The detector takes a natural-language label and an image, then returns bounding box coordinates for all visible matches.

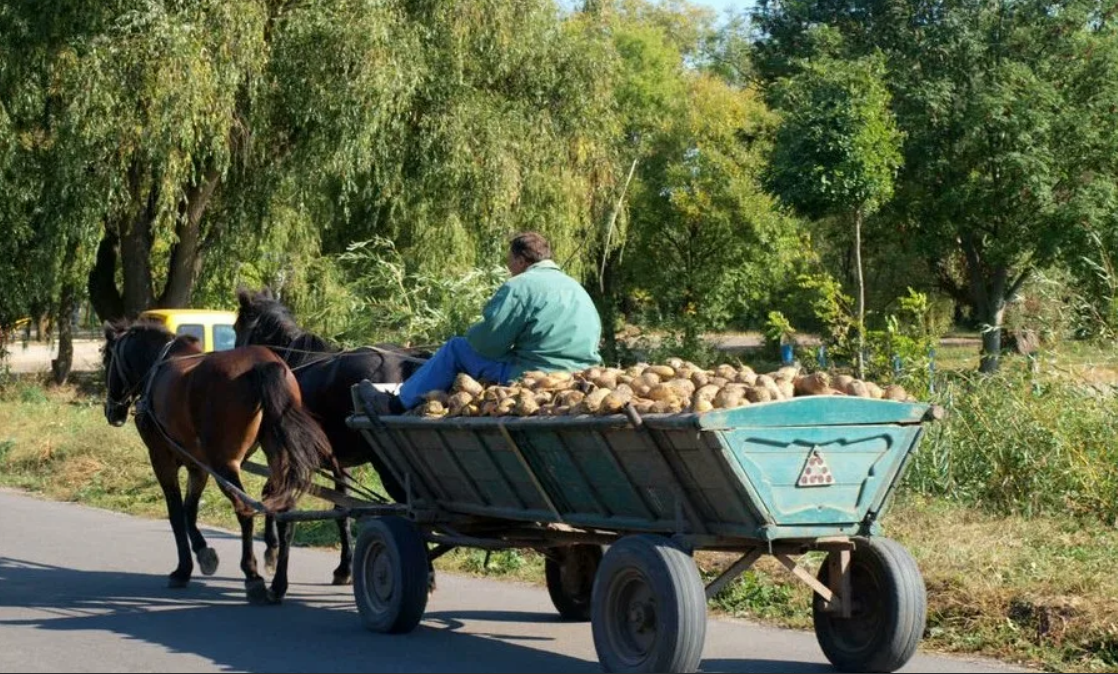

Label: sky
[689,0,752,15]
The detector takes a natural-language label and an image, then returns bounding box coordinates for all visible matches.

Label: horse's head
[234,286,295,348]
[101,319,176,426]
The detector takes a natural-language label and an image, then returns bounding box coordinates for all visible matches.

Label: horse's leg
[151,451,193,588]
[183,466,218,576]
[269,512,296,602]
[214,464,271,605]
[332,466,353,585]
[263,514,279,576]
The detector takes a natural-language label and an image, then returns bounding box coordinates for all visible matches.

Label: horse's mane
[249,297,339,353]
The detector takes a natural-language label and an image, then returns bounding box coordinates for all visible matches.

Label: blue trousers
[398,337,513,408]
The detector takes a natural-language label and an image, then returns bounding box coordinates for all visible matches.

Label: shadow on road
[0,556,596,673]
[0,555,843,673]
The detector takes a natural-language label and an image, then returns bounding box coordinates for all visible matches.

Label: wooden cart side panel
[655,428,767,532]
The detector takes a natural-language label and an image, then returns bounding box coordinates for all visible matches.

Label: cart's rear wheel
[353,516,429,634]
[591,535,706,673]
[813,536,926,673]
[546,544,603,621]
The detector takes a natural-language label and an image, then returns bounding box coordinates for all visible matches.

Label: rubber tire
[591,535,706,673]
[545,544,603,621]
[353,516,429,634]
[813,537,927,673]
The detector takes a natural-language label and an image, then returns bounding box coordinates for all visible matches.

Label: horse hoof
[263,549,278,576]
[246,578,271,605]
[197,548,219,576]
[332,572,353,586]
[168,574,190,589]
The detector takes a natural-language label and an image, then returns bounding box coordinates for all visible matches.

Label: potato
[690,370,710,387]
[582,388,612,413]
[833,374,855,393]
[593,372,619,389]
[865,382,884,399]
[883,384,909,401]
[746,386,773,404]
[795,372,831,396]
[515,394,540,416]
[848,380,870,398]
[692,398,714,414]
[418,400,447,418]
[453,373,484,396]
[648,384,680,402]
[556,389,586,407]
[600,388,634,415]
[695,384,721,401]
[714,364,738,380]
[714,387,745,409]
[646,365,676,379]
[667,378,696,397]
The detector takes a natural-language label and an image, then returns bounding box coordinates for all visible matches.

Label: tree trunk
[960,232,1017,373]
[159,168,221,308]
[120,190,158,317]
[51,281,76,385]
[854,208,866,379]
[87,229,125,323]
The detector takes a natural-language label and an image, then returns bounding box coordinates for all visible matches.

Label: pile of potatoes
[408,358,916,419]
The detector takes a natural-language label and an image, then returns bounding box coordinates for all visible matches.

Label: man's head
[507,231,551,276]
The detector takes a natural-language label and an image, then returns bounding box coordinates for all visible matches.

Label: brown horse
[234,287,429,584]
[101,319,332,604]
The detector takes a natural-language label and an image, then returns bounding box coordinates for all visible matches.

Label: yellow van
[138,309,239,353]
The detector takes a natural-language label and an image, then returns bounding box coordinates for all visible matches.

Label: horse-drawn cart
[326,380,939,673]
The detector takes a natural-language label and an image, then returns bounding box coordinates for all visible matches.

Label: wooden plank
[776,553,833,602]
[498,423,563,522]
[705,548,764,599]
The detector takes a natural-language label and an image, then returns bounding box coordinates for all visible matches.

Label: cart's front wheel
[353,516,429,634]
[591,535,706,673]
[813,537,926,673]
[546,544,603,621]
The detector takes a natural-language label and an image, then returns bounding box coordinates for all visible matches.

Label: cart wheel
[591,535,706,673]
[813,537,926,673]
[353,516,429,634]
[545,544,603,621]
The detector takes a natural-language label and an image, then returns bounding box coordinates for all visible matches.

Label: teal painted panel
[694,397,932,429]
[658,428,765,530]
[718,425,921,527]
[560,430,656,519]
[513,429,604,515]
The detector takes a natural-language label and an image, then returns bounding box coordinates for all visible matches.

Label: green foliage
[767,49,903,220]
[762,310,796,361]
[910,370,1118,524]
[313,238,507,347]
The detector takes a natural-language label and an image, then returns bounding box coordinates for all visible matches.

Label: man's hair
[509,231,552,264]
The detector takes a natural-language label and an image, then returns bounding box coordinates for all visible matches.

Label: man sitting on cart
[369,231,603,415]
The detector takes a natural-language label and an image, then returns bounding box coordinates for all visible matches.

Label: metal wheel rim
[824,560,884,653]
[605,568,659,667]
[360,539,396,614]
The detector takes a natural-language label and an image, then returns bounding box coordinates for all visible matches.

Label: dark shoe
[370,390,406,416]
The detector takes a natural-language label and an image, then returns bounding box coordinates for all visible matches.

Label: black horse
[234,287,429,584]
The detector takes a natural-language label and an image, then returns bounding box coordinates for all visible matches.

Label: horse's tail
[250,361,332,511]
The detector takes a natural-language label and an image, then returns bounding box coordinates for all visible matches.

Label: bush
[907,369,1118,523]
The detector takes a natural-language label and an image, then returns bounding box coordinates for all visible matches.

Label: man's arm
[465,284,524,359]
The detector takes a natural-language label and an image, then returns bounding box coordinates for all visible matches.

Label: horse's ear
[237,286,253,309]
[260,286,275,300]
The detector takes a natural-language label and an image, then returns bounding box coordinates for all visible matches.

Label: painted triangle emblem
[797,447,834,487]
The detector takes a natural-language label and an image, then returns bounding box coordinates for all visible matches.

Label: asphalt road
[0,490,1029,673]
